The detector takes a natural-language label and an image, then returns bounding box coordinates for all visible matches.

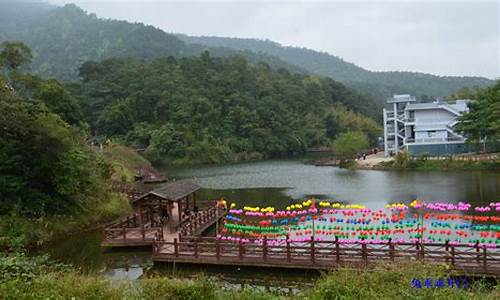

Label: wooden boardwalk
[152,237,500,278]
[101,205,224,247]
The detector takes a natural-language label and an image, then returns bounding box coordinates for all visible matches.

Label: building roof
[387,94,416,103]
[135,181,200,202]
[406,103,440,110]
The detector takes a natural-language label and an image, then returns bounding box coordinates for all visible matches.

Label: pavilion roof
[135,181,200,202]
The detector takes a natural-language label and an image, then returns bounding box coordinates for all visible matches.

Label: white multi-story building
[383,94,470,156]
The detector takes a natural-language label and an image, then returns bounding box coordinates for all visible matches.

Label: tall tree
[456,81,500,145]
[0,41,33,71]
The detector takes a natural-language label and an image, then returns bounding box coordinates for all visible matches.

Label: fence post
[450,245,455,266]
[415,241,420,260]
[142,224,145,240]
[475,241,480,264]
[483,247,487,271]
[335,237,340,265]
[286,238,291,263]
[239,239,243,261]
[420,242,424,262]
[122,226,126,240]
[263,236,268,261]
[216,239,220,261]
[174,238,179,257]
[445,240,450,264]
[362,243,368,267]
[311,239,315,264]
[194,240,198,259]
[389,239,395,262]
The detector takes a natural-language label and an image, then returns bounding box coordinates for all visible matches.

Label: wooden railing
[152,237,500,276]
[179,205,225,236]
[102,209,162,244]
[103,226,163,242]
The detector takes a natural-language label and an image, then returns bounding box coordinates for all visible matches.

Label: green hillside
[0,2,491,104]
[71,53,381,164]
[179,35,494,100]
[0,3,304,82]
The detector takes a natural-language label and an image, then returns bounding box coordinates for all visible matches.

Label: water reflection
[167,160,499,209]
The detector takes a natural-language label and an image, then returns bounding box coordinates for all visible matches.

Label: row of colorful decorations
[219,200,500,248]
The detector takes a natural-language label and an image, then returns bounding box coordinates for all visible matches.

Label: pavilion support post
[177,200,182,225]
[168,201,173,231]
[193,193,197,211]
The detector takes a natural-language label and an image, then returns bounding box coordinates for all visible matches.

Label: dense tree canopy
[456,81,500,143]
[72,53,381,164]
[0,41,33,71]
[0,2,491,105]
[179,35,494,100]
[331,131,369,157]
[0,43,110,217]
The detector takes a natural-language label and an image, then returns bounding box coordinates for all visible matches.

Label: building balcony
[404,137,465,144]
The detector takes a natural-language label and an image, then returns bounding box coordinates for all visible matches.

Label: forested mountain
[178,35,494,100]
[0,2,303,81]
[71,53,381,164]
[0,2,492,104]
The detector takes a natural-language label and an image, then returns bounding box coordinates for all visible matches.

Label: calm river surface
[43,158,499,290]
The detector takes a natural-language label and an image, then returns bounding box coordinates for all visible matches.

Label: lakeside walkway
[152,237,500,278]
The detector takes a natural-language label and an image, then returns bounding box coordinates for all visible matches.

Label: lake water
[43,158,499,290]
[166,159,499,209]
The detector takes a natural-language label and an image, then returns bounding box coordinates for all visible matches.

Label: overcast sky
[47,0,500,79]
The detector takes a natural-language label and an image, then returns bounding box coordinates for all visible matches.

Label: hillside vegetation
[0,2,492,104]
[179,35,494,100]
[71,53,381,164]
[0,3,304,82]
[0,42,131,249]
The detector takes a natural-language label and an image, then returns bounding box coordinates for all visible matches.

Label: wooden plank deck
[152,238,500,278]
[101,205,225,247]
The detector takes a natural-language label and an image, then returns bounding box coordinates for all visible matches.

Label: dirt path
[356,152,393,169]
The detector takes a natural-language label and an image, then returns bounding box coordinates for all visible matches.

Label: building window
[427,131,436,137]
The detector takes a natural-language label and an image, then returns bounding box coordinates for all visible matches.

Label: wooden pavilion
[133,181,200,232]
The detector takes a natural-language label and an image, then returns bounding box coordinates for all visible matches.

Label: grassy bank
[376,152,500,171]
[0,144,152,250]
[0,255,498,299]
[102,143,155,182]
